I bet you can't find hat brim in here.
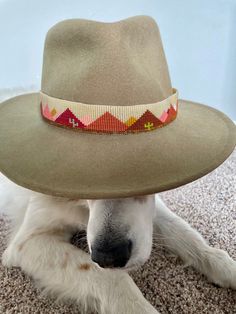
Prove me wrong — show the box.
[0,93,235,199]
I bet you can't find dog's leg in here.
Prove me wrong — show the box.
[2,195,158,314]
[154,195,236,289]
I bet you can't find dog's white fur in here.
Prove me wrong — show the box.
[0,173,235,314]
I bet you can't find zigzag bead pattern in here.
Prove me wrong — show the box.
[40,89,178,134]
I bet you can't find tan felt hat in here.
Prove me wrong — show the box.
[0,15,235,199]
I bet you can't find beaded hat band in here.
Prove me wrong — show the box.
[40,88,178,134]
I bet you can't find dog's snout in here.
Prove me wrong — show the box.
[91,239,132,268]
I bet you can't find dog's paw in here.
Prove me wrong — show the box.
[135,303,159,314]
[1,245,20,268]
[203,247,236,289]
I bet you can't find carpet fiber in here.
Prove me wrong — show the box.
[0,150,235,313]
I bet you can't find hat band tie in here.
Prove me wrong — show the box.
[40,88,178,134]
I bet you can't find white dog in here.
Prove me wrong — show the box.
[1,173,235,314]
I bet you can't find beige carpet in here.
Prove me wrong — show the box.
[0,150,235,313]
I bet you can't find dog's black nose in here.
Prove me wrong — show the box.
[91,239,132,268]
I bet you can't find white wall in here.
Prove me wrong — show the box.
[0,0,235,119]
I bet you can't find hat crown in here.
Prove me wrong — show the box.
[41,16,172,106]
